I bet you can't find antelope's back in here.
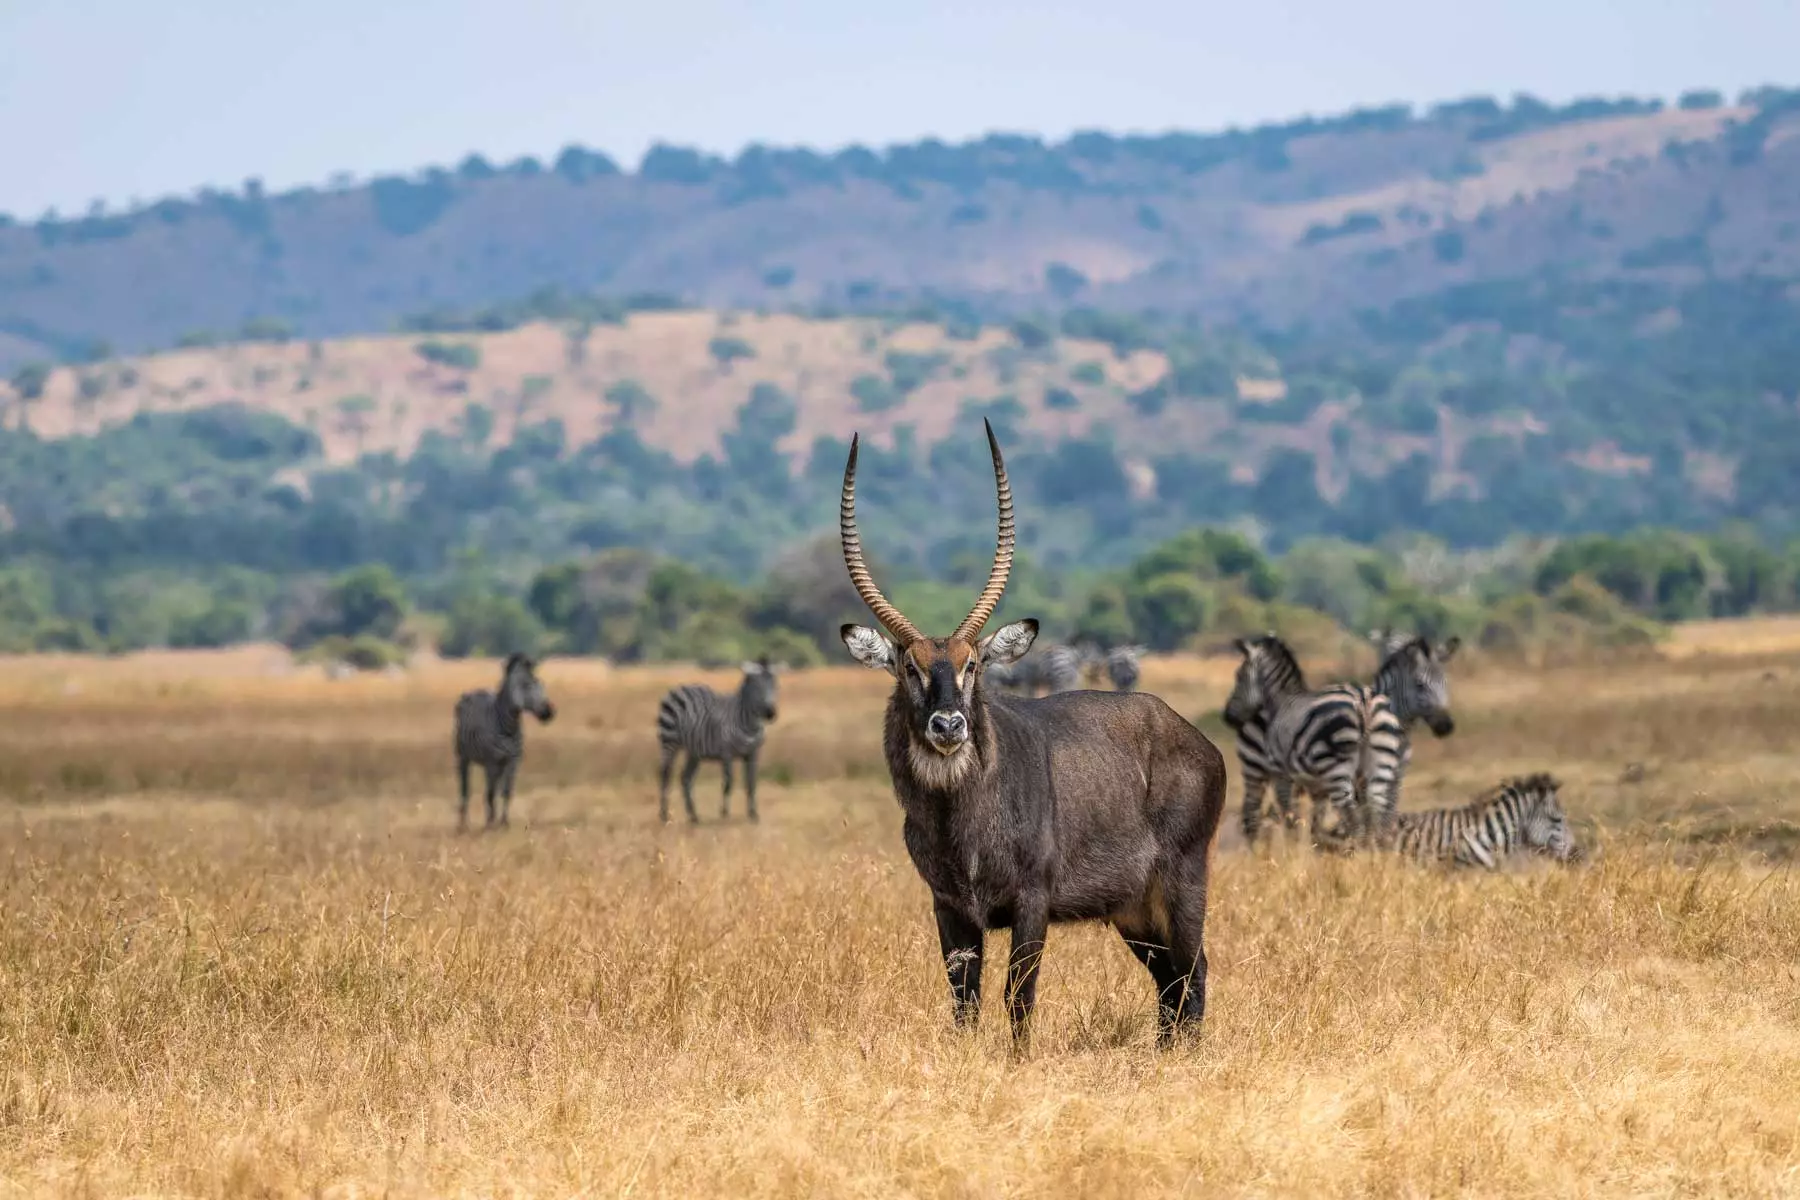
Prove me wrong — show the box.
[991,687,1227,845]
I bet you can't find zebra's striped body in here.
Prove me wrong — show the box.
[1225,635,1404,846]
[657,658,781,822]
[1105,645,1145,692]
[990,643,1082,696]
[1375,773,1578,868]
[454,653,556,830]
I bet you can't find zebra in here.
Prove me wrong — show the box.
[1347,772,1580,868]
[656,657,781,823]
[454,653,557,831]
[1367,630,1460,786]
[1224,634,1404,847]
[987,643,1082,696]
[1105,645,1145,692]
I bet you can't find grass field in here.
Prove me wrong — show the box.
[4,627,1800,1196]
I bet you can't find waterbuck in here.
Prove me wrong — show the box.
[838,421,1228,1044]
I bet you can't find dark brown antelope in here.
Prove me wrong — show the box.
[838,421,1228,1044]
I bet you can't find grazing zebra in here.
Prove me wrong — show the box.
[1224,634,1404,846]
[454,653,557,831]
[657,658,781,823]
[1348,772,1580,868]
[1105,645,1145,692]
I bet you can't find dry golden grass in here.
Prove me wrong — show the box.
[5,635,1800,1196]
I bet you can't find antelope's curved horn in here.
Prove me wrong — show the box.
[840,434,924,645]
[952,419,1015,644]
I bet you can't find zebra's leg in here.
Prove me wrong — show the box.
[719,758,734,819]
[679,754,702,824]
[1319,777,1359,849]
[498,759,519,828]
[456,755,472,832]
[482,764,499,830]
[744,753,759,823]
[658,743,677,823]
[1239,767,1269,845]
[1273,777,1302,843]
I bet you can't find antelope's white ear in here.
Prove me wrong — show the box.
[979,619,1038,667]
[840,624,896,673]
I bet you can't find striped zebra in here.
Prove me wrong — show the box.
[1367,631,1461,787]
[1105,645,1145,692]
[1224,634,1404,846]
[987,643,1082,696]
[656,658,781,823]
[454,653,557,831]
[1353,772,1580,868]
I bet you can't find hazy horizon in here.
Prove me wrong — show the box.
[4,0,1797,218]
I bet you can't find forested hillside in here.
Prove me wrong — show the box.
[3,87,1799,365]
[3,86,1800,662]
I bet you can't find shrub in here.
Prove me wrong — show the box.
[416,340,481,370]
[10,363,51,401]
[851,374,902,412]
[708,336,757,369]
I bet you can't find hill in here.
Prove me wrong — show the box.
[3,88,1799,366]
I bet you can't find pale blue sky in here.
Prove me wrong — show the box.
[2,0,1795,218]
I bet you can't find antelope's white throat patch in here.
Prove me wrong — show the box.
[908,736,977,790]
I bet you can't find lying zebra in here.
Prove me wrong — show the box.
[656,658,781,823]
[1329,772,1582,867]
[454,653,557,831]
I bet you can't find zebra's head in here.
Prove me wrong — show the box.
[502,653,556,723]
[1514,773,1579,862]
[839,420,1037,765]
[1223,634,1307,728]
[1375,635,1460,737]
[740,657,781,722]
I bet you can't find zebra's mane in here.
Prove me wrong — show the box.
[1249,634,1310,694]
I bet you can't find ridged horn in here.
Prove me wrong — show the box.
[840,433,924,646]
[951,419,1015,644]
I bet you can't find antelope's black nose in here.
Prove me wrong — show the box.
[928,711,967,740]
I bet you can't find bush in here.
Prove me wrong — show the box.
[10,363,51,401]
[708,336,757,369]
[439,592,546,659]
[851,374,902,412]
[416,340,481,370]
[301,634,408,671]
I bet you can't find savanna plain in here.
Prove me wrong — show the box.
[4,624,1800,1197]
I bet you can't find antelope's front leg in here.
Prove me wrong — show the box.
[1006,891,1050,1042]
[933,901,984,1029]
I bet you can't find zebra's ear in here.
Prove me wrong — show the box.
[979,619,1038,667]
[1232,638,1250,657]
[840,624,896,674]
[1438,636,1462,662]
